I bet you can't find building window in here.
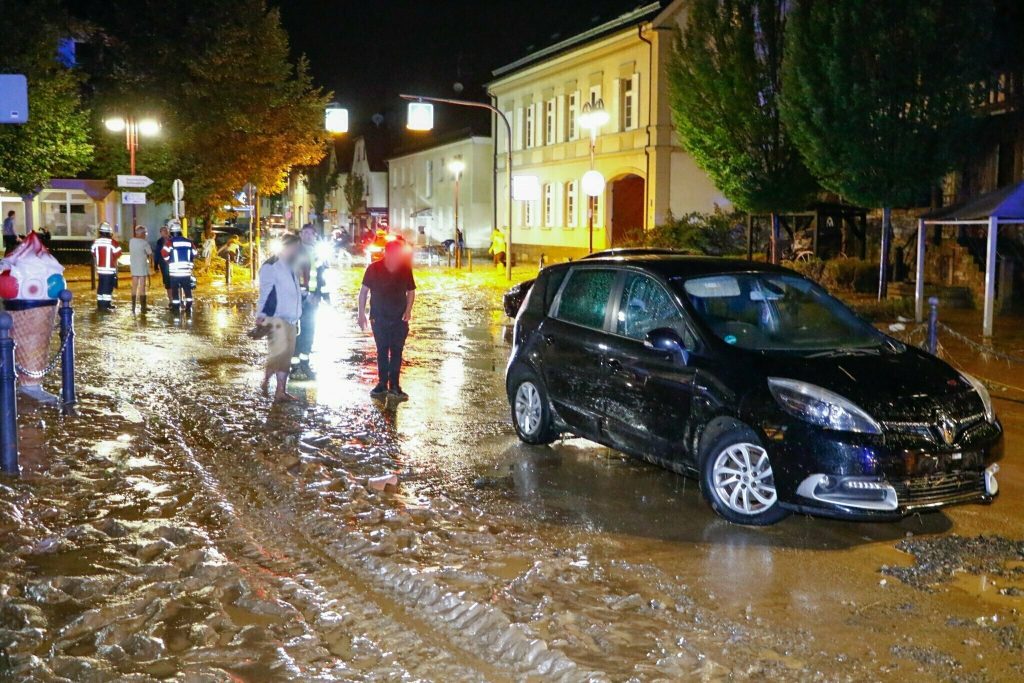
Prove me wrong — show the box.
[565,181,577,227]
[523,200,534,228]
[525,107,534,148]
[587,194,601,228]
[567,91,579,140]
[543,183,555,227]
[545,99,555,146]
[40,190,96,239]
[589,84,602,106]
[621,75,637,130]
[425,160,433,198]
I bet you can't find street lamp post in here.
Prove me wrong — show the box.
[579,100,608,254]
[448,157,465,268]
[400,93,514,280]
[104,115,160,228]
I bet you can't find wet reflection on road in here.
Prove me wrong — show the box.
[0,264,1020,681]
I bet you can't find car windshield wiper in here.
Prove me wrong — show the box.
[803,347,882,359]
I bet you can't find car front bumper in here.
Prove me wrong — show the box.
[766,420,1003,521]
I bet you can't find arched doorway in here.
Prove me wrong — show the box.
[609,174,645,247]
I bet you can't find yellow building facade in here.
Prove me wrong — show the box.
[488,0,727,260]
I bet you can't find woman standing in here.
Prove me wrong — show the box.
[129,225,153,314]
[254,233,302,402]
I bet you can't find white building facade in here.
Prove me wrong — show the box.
[388,135,494,250]
[488,0,728,259]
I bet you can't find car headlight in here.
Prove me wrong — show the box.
[768,378,881,434]
[960,372,995,423]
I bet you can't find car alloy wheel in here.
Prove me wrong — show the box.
[514,381,543,437]
[711,442,778,516]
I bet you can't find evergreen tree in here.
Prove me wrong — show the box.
[780,0,992,297]
[0,0,93,195]
[668,0,815,262]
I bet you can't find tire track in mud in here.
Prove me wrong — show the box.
[162,402,597,681]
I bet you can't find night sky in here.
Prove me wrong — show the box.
[274,0,655,149]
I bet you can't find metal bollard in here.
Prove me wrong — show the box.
[927,296,939,355]
[90,261,96,291]
[539,253,546,270]
[59,289,77,407]
[0,313,18,475]
[226,260,231,287]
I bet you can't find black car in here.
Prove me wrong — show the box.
[505,255,1003,525]
[502,248,687,317]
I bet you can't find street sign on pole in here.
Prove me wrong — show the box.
[117,174,154,189]
[122,192,147,205]
[172,179,184,219]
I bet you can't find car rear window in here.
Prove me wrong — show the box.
[554,268,616,330]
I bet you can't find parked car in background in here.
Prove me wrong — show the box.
[506,254,1003,525]
[502,248,688,318]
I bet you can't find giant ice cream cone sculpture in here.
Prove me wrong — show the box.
[0,233,67,402]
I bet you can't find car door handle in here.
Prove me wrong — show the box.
[543,334,555,346]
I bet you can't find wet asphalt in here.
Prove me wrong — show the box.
[0,262,1021,682]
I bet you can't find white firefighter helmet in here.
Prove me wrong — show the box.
[98,222,113,235]
[168,219,182,234]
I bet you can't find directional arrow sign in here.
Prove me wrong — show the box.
[117,174,153,189]
[122,191,147,205]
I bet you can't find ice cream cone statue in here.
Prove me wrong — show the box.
[0,232,67,404]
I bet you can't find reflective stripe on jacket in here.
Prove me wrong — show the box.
[91,238,122,274]
[162,237,196,277]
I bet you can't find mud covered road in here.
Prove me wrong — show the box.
[0,265,1021,682]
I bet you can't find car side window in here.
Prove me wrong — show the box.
[554,268,617,330]
[616,272,694,346]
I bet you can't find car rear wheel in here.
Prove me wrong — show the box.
[700,426,789,526]
[510,370,556,445]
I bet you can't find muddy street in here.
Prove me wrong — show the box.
[0,265,1021,682]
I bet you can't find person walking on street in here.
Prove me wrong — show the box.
[2,211,17,254]
[91,222,121,310]
[153,225,173,306]
[292,224,327,380]
[489,226,507,267]
[162,220,197,315]
[357,239,415,401]
[254,233,303,402]
[128,225,154,314]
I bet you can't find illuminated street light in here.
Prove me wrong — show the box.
[400,93,514,280]
[406,101,434,131]
[137,118,161,136]
[104,116,126,133]
[104,114,161,227]
[579,99,608,253]
[325,102,349,134]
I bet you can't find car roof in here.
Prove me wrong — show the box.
[579,247,684,259]
[562,254,791,278]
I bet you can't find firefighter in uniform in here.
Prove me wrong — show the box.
[292,224,327,379]
[91,222,122,310]
[161,220,197,314]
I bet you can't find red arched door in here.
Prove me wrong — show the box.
[610,175,645,247]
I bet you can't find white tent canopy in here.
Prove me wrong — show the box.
[917,180,1024,337]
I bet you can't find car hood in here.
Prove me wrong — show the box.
[752,346,967,418]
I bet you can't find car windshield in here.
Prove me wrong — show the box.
[674,272,882,352]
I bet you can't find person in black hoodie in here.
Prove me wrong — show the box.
[153,225,173,306]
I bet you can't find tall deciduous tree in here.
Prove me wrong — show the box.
[0,0,93,196]
[780,0,992,297]
[301,146,341,230]
[668,0,815,262]
[343,172,366,218]
[78,0,328,224]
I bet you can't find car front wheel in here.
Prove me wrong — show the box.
[509,370,556,445]
[700,426,789,525]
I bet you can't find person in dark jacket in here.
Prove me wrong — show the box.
[357,239,416,401]
[153,225,173,306]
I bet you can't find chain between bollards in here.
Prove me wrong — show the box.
[0,312,18,475]
[927,296,939,355]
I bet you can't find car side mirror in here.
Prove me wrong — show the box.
[644,328,689,365]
